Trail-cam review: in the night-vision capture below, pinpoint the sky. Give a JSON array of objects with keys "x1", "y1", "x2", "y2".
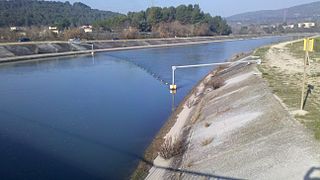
[{"x1": 62, "y1": 0, "x2": 319, "y2": 17}]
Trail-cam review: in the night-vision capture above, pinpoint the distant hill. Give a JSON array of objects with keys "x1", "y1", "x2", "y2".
[
  {"x1": 227, "y1": 1, "x2": 320, "y2": 24},
  {"x1": 0, "y1": 0, "x2": 121, "y2": 27}
]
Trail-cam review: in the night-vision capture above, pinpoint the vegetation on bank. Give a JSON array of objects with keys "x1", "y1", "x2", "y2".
[
  {"x1": 93, "y1": 4, "x2": 232, "y2": 38},
  {"x1": 255, "y1": 39, "x2": 320, "y2": 139},
  {"x1": 0, "y1": 0, "x2": 119, "y2": 28},
  {"x1": 285, "y1": 38, "x2": 320, "y2": 59},
  {"x1": 0, "y1": 2, "x2": 231, "y2": 41}
]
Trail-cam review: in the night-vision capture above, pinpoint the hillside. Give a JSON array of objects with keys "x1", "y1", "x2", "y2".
[
  {"x1": 227, "y1": 1, "x2": 320, "y2": 24},
  {"x1": 0, "y1": 0, "x2": 121, "y2": 27}
]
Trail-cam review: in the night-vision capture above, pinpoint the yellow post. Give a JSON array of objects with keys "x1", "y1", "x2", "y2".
[
  {"x1": 170, "y1": 84, "x2": 177, "y2": 90},
  {"x1": 303, "y1": 38, "x2": 308, "y2": 51},
  {"x1": 304, "y1": 38, "x2": 314, "y2": 52},
  {"x1": 300, "y1": 38, "x2": 313, "y2": 110}
]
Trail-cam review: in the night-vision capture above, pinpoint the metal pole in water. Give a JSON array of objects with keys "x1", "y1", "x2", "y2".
[
  {"x1": 171, "y1": 93, "x2": 176, "y2": 112},
  {"x1": 170, "y1": 66, "x2": 177, "y2": 91},
  {"x1": 91, "y1": 43, "x2": 94, "y2": 56},
  {"x1": 172, "y1": 66, "x2": 176, "y2": 85}
]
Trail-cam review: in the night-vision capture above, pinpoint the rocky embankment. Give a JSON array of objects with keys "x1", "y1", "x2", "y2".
[{"x1": 143, "y1": 56, "x2": 320, "y2": 179}]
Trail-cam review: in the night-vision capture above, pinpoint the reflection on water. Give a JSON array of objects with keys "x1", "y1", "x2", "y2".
[
  {"x1": 0, "y1": 37, "x2": 291, "y2": 179},
  {"x1": 171, "y1": 93, "x2": 176, "y2": 112}
]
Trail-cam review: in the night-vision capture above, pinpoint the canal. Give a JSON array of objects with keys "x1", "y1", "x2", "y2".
[{"x1": 0, "y1": 37, "x2": 290, "y2": 179}]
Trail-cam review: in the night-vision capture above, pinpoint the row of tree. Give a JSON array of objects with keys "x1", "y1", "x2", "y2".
[
  {"x1": 93, "y1": 5, "x2": 232, "y2": 37},
  {"x1": 0, "y1": 0, "x2": 120, "y2": 28}
]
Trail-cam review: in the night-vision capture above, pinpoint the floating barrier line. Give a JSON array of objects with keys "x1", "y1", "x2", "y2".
[{"x1": 105, "y1": 54, "x2": 171, "y2": 86}]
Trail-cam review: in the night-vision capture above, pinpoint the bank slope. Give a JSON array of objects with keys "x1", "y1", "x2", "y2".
[{"x1": 145, "y1": 56, "x2": 320, "y2": 179}]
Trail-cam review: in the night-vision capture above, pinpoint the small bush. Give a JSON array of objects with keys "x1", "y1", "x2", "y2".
[
  {"x1": 206, "y1": 77, "x2": 225, "y2": 90},
  {"x1": 315, "y1": 128, "x2": 320, "y2": 140},
  {"x1": 187, "y1": 161, "x2": 194, "y2": 167},
  {"x1": 216, "y1": 65, "x2": 229, "y2": 73},
  {"x1": 201, "y1": 137, "x2": 214, "y2": 146},
  {"x1": 204, "y1": 122, "x2": 211, "y2": 128},
  {"x1": 311, "y1": 72, "x2": 320, "y2": 77},
  {"x1": 159, "y1": 136, "x2": 184, "y2": 160}
]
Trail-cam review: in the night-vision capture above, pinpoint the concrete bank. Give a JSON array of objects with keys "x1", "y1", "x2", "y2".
[
  {"x1": 0, "y1": 35, "x2": 278, "y2": 63},
  {"x1": 143, "y1": 56, "x2": 320, "y2": 179}
]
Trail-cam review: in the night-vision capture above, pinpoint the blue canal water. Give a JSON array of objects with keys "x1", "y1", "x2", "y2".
[{"x1": 0, "y1": 37, "x2": 291, "y2": 179}]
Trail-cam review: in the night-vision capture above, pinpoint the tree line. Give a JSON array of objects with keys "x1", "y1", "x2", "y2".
[
  {"x1": 0, "y1": 0, "x2": 120, "y2": 28},
  {"x1": 93, "y1": 5, "x2": 232, "y2": 37}
]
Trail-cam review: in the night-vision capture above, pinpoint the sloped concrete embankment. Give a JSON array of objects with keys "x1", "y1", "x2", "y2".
[
  {"x1": 0, "y1": 35, "x2": 271, "y2": 63},
  {"x1": 0, "y1": 37, "x2": 231, "y2": 61},
  {"x1": 146, "y1": 57, "x2": 320, "y2": 179}
]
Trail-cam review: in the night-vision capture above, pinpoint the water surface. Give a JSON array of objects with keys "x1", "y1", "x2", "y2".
[{"x1": 0, "y1": 37, "x2": 291, "y2": 179}]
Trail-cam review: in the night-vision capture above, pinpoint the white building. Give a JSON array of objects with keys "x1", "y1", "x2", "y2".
[
  {"x1": 10, "y1": 27, "x2": 17, "y2": 31},
  {"x1": 48, "y1": 26, "x2": 59, "y2": 34},
  {"x1": 298, "y1": 22, "x2": 316, "y2": 28},
  {"x1": 283, "y1": 24, "x2": 295, "y2": 29},
  {"x1": 10, "y1": 27, "x2": 22, "y2": 31},
  {"x1": 81, "y1": 25, "x2": 93, "y2": 33}
]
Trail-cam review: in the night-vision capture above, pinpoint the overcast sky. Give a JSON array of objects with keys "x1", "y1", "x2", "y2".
[{"x1": 61, "y1": 0, "x2": 319, "y2": 17}]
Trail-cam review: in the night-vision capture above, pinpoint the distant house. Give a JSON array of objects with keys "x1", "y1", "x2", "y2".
[
  {"x1": 10, "y1": 26, "x2": 22, "y2": 31},
  {"x1": 283, "y1": 24, "x2": 295, "y2": 29},
  {"x1": 81, "y1": 25, "x2": 93, "y2": 33},
  {"x1": 49, "y1": 26, "x2": 59, "y2": 34},
  {"x1": 9, "y1": 26, "x2": 26, "y2": 36},
  {"x1": 298, "y1": 22, "x2": 316, "y2": 28},
  {"x1": 10, "y1": 27, "x2": 17, "y2": 31},
  {"x1": 260, "y1": 25, "x2": 270, "y2": 29}
]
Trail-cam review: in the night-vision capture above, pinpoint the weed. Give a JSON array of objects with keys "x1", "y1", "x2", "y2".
[
  {"x1": 201, "y1": 137, "x2": 214, "y2": 146},
  {"x1": 159, "y1": 136, "x2": 185, "y2": 160},
  {"x1": 204, "y1": 122, "x2": 211, "y2": 128},
  {"x1": 205, "y1": 77, "x2": 225, "y2": 90},
  {"x1": 187, "y1": 161, "x2": 194, "y2": 168}
]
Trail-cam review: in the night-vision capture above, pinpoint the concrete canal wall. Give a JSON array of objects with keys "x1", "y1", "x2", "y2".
[
  {"x1": 0, "y1": 35, "x2": 273, "y2": 63},
  {"x1": 134, "y1": 54, "x2": 320, "y2": 179}
]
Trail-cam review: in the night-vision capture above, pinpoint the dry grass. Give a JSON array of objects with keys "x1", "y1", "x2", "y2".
[
  {"x1": 159, "y1": 136, "x2": 185, "y2": 160},
  {"x1": 216, "y1": 107, "x2": 231, "y2": 115},
  {"x1": 255, "y1": 41, "x2": 320, "y2": 140},
  {"x1": 205, "y1": 77, "x2": 225, "y2": 90},
  {"x1": 204, "y1": 122, "x2": 211, "y2": 128},
  {"x1": 191, "y1": 108, "x2": 202, "y2": 124},
  {"x1": 215, "y1": 65, "x2": 229, "y2": 74},
  {"x1": 190, "y1": 99, "x2": 205, "y2": 124},
  {"x1": 187, "y1": 161, "x2": 194, "y2": 168},
  {"x1": 230, "y1": 52, "x2": 249, "y2": 62},
  {"x1": 201, "y1": 137, "x2": 214, "y2": 146}
]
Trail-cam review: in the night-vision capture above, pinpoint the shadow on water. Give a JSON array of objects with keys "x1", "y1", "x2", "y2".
[
  {"x1": 305, "y1": 167, "x2": 320, "y2": 180},
  {"x1": 104, "y1": 53, "x2": 171, "y2": 86},
  {"x1": 103, "y1": 53, "x2": 203, "y2": 94},
  {"x1": 0, "y1": 109, "x2": 242, "y2": 180},
  {"x1": 0, "y1": 135, "x2": 100, "y2": 180}
]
